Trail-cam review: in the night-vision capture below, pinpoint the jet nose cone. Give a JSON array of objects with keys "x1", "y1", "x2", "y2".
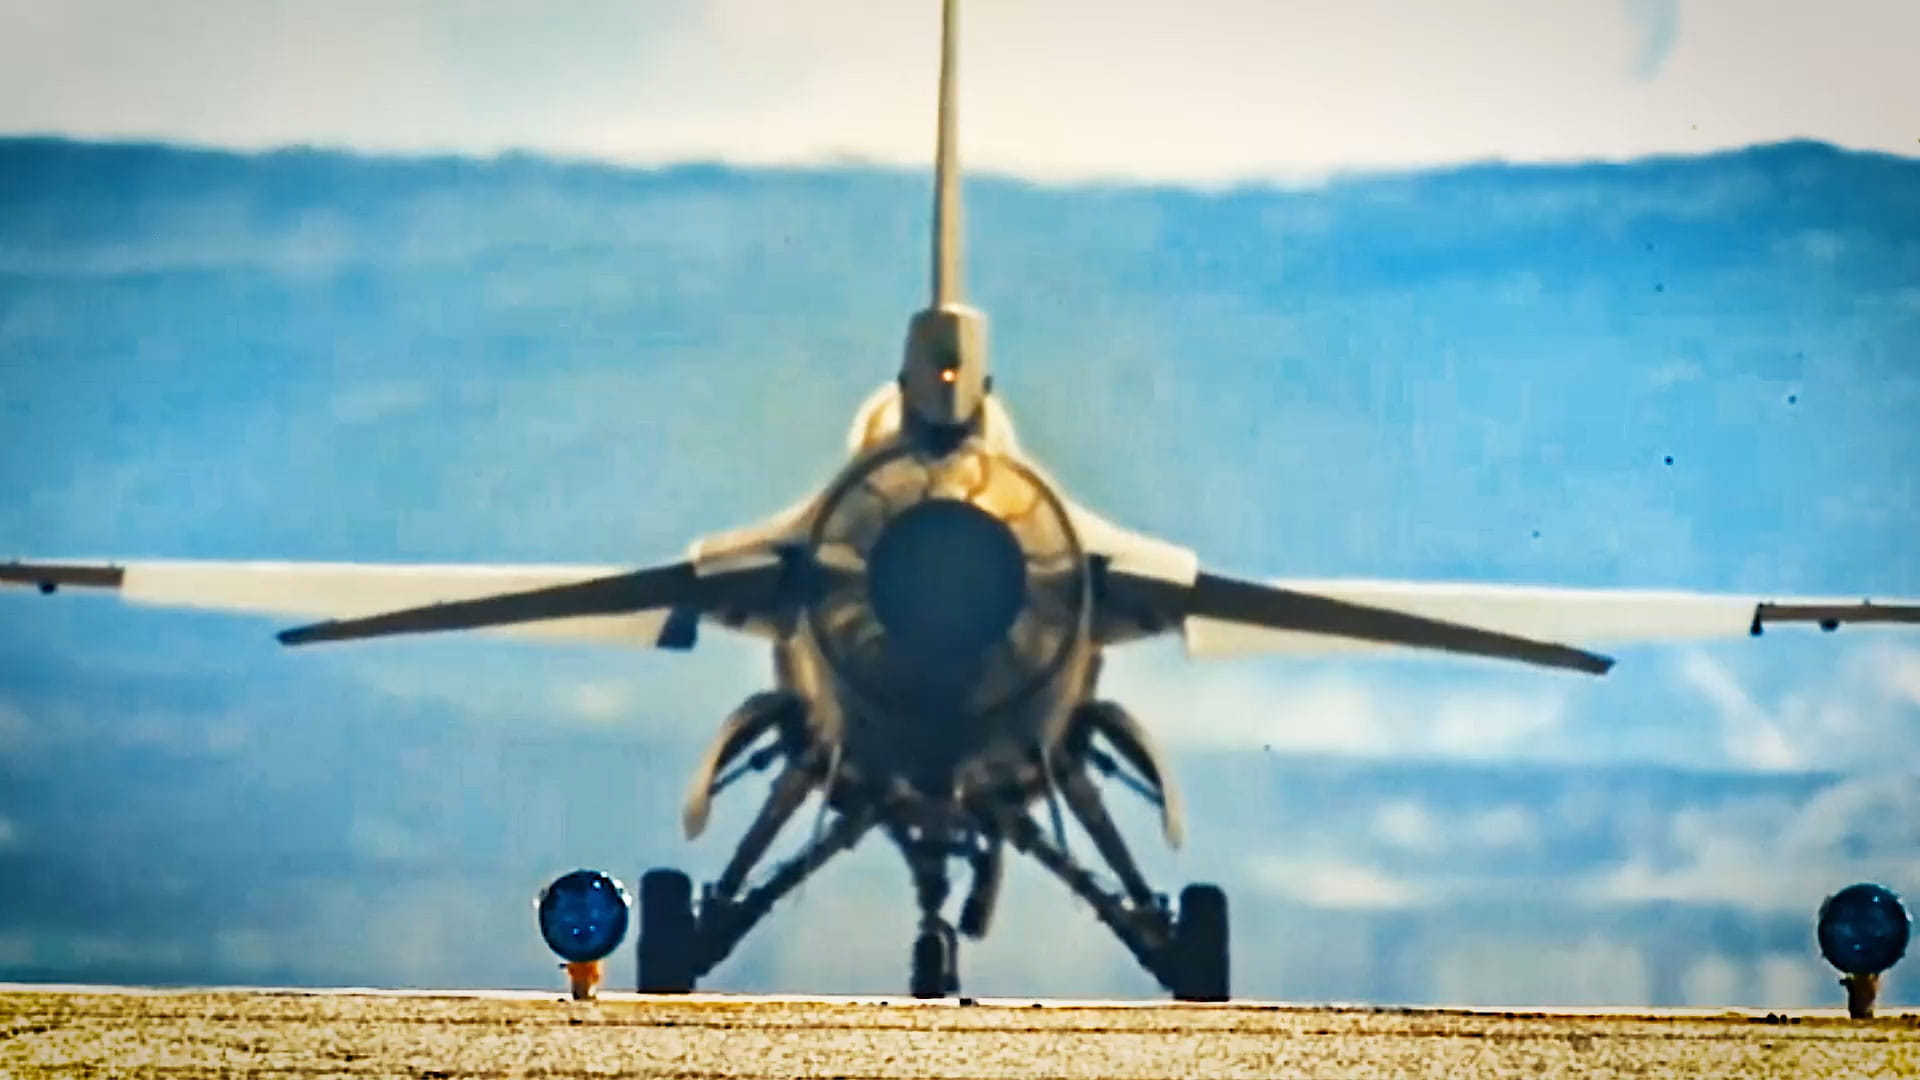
[{"x1": 867, "y1": 497, "x2": 1027, "y2": 655}]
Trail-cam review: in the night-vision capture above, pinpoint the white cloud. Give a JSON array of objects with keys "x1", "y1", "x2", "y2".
[
  {"x1": 1876, "y1": 645, "x2": 1920, "y2": 706},
  {"x1": 355, "y1": 881, "x2": 498, "y2": 986},
  {"x1": 1373, "y1": 800, "x2": 1442, "y2": 851},
  {"x1": 1677, "y1": 955, "x2": 1837, "y2": 1011},
  {"x1": 1466, "y1": 806, "x2": 1540, "y2": 852},
  {"x1": 3, "y1": 1, "x2": 1916, "y2": 182},
  {"x1": 1755, "y1": 955, "x2": 1826, "y2": 1010},
  {"x1": 1099, "y1": 647, "x2": 1572, "y2": 758},
  {"x1": 1430, "y1": 693, "x2": 1563, "y2": 755},
  {"x1": 1595, "y1": 774, "x2": 1920, "y2": 912},
  {"x1": 1369, "y1": 800, "x2": 1538, "y2": 856},
  {"x1": 1672, "y1": 645, "x2": 1920, "y2": 772},
  {"x1": 1429, "y1": 937, "x2": 1652, "y2": 1007},
  {"x1": 1681, "y1": 952, "x2": 1743, "y2": 1006},
  {"x1": 1674, "y1": 651, "x2": 1800, "y2": 770},
  {"x1": 558, "y1": 678, "x2": 644, "y2": 726},
  {"x1": 1123, "y1": 667, "x2": 1389, "y2": 753},
  {"x1": 1251, "y1": 856, "x2": 1420, "y2": 909},
  {"x1": 338, "y1": 635, "x2": 770, "y2": 740},
  {"x1": 1779, "y1": 773, "x2": 1920, "y2": 856}
]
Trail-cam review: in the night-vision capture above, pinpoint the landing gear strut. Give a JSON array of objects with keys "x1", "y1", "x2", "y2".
[
  {"x1": 638, "y1": 826, "x2": 1229, "y2": 1001},
  {"x1": 996, "y1": 809, "x2": 1230, "y2": 1001},
  {"x1": 637, "y1": 741, "x2": 1230, "y2": 1000},
  {"x1": 636, "y1": 807, "x2": 877, "y2": 994},
  {"x1": 892, "y1": 823, "x2": 965, "y2": 998}
]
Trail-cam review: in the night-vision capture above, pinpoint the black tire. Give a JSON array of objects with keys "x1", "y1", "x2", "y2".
[
  {"x1": 958, "y1": 895, "x2": 990, "y2": 939},
  {"x1": 910, "y1": 929, "x2": 952, "y2": 999},
  {"x1": 637, "y1": 869, "x2": 698, "y2": 994},
  {"x1": 1171, "y1": 883, "x2": 1229, "y2": 1002}
]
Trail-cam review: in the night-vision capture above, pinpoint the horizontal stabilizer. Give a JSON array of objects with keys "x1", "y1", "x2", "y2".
[
  {"x1": 1104, "y1": 569, "x2": 1614, "y2": 675},
  {"x1": 1180, "y1": 579, "x2": 1920, "y2": 659},
  {"x1": 1, "y1": 558, "x2": 775, "y2": 648},
  {"x1": 0, "y1": 561, "x2": 124, "y2": 591},
  {"x1": 277, "y1": 560, "x2": 783, "y2": 646}
]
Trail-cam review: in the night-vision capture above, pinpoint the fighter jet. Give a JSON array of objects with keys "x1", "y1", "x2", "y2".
[{"x1": 5, "y1": 0, "x2": 1918, "y2": 1002}]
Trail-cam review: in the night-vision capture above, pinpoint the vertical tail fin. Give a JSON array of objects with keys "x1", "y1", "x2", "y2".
[
  {"x1": 899, "y1": 0, "x2": 989, "y2": 432},
  {"x1": 932, "y1": 0, "x2": 962, "y2": 306}
]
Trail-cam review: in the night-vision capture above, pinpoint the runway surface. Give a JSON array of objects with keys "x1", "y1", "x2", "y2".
[{"x1": 2, "y1": 985, "x2": 1916, "y2": 1079}]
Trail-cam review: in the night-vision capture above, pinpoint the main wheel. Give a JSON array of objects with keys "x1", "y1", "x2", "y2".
[
  {"x1": 637, "y1": 868, "x2": 698, "y2": 994},
  {"x1": 1170, "y1": 883, "x2": 1229, "y2": 1002},
  {"x1": 910, "y1": 927, "x2": 955, "y2": 999}
]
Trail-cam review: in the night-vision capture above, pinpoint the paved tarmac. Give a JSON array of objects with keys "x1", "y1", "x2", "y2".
[{"x1": 2, "y1": 985, "x2": 1916, "y2": 1078}]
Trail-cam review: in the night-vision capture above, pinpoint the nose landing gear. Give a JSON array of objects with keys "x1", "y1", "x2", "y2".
[
  {"x1": 895, "y1": 822, "x2": 967, "y2": 999},
  {"x1": 910, "y1": 923, "x2": 962, "y2": 999}
]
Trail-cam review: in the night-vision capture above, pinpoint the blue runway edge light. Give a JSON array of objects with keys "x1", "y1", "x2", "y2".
[
  {"x1": 537, "y1": 869, "x2": 632, "y2": 964},
  {"x1": 1816, "y1": 882, "x2": 1910, "y2": 976}
]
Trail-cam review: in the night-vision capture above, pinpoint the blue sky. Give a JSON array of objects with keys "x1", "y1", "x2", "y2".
[{"x1": 1, "y1": 2, "x2": 1918, "y2": 1006}]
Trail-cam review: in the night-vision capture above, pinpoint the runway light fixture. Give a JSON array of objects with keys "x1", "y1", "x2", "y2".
[
  {"x1": 537, "y1": 869, "x2": 632, "y2": 1000},
  {"x1": 1816, "y1": 882, "x2": 1910, "y2": 1019}
]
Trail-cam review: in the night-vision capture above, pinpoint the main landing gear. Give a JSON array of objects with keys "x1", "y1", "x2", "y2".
[
  {"x1": 635, "y1": 869, "x2": 698, "y2": 994},
  {"x1": 637, "y1": 803, "x2": 878, "y2": 994},
  {"x1": 1170, "y1": 883, "x2": 1230, "y2": 1002},
  {"x1": 633, "y1": 807, "x2": 1230, "y2": 1001},
  {"x1": 993, "y1": 808, "x2": 1231, "y2": 1002},
  {"x1": 644, "y1": 699, "x2": 1229, "y2": 999}
]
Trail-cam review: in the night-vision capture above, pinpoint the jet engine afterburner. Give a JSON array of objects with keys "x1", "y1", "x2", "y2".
[{"x1": 806, "y1": 442, "x2": 1088, "y2": 716}]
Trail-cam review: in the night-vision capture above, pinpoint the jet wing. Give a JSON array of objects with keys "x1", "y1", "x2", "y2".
[
  {"x1": 1145, "y1": 575, "x2": 1920, "y2": 662},
  {"x1": 0, "y1": 557, "x2": 784, "y2": 649}
]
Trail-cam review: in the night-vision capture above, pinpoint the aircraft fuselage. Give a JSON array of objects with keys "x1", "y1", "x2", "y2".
[{"x1": 778, "y1": 423, "x2": 1097, "y2": 809}]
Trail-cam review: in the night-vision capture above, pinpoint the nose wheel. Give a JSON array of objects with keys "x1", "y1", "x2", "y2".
[
  {"x1": 911, "y1": 922, "x2": 962, "y2": 999},
  {"x1": 899, "y1": 826, "x2": 966, "y2": 998}
]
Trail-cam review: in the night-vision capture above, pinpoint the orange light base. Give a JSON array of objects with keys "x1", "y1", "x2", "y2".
[
  {"x1": 1842, "y1": 972, "x2": 1880, "y2": 1019},
  {"x1": 564, "y1": 960, "x2": 605, "y2": 1001}
]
